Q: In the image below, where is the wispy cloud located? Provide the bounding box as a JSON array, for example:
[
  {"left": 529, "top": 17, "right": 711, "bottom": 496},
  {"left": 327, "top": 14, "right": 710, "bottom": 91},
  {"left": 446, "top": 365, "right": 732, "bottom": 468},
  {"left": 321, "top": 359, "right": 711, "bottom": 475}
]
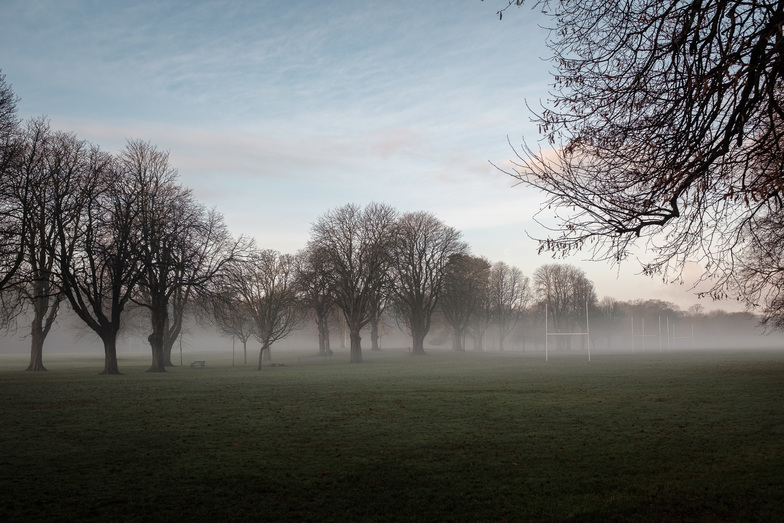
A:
[{"left": 1, "top": 1, "right": 734, "bottom": 310}]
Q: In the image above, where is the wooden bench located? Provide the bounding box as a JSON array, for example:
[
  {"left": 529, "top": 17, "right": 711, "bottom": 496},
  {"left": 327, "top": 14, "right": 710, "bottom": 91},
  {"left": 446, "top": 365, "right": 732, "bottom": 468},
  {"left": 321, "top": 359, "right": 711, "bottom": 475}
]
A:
[{"left": 190, "top": 360, "right": 206, "bottom": 368}]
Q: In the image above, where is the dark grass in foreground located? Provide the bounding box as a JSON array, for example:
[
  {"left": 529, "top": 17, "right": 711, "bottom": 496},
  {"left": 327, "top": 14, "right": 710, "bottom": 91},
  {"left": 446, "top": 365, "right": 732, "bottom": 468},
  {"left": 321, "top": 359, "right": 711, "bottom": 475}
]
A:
[{"left": 0, "top": 349, "right": 782, "bottom": 521}]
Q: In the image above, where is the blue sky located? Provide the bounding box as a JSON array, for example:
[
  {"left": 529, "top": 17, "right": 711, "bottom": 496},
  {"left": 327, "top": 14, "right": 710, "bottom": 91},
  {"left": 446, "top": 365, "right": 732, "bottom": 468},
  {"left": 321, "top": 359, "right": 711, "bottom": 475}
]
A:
[{"left": 0, "top": 0, "right": 735, "bottom": 311}]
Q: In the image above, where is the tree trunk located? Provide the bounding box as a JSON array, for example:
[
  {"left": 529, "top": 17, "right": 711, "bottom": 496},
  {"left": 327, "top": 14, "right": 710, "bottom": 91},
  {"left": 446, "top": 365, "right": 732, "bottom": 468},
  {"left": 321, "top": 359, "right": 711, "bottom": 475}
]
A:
[
  {"left": 317, "top": 316, "right": 330, "bottom": 355},
  {"left": 27, "top": 329, "right": 47, "bottom": 371},
  {"left": 147, "top": 329, "right": 167, "bottom": 372},
  {"left": 411, "top": 328, "right": 427, "bottom": 356},
  {"left": 100, "top": 335, "right": 121, "bottom": 375},
  {"left": 257, "top": 342, "right": 271, "bottom": 370},
  {"left": 163, "top": 344, "right": 175, "bottom": 367},
  {"left": 349, "top": 329, "right": 362, "bottom": 363},
  {"left": 162, "top": 325, "right": 176, "bottom": 367},
  {"left": 27, "top": 296, "right": 48, "bottom": 372},
  {"left": 162, "top": 318, "right": 180, "bottom": 367},
  {"left": 26, "top": 288, "right": 61, "bottom": 372},
  {"left": 452, "top": 328, "right": 464, "bottom": 351},
  {"left": 472, "top": 330, "right": 484, "bottom": 352},
  {"left": 370, "top": 317, "right": 381, "bottom": 351},
  {"left": 147, "top": 303, "right": 168, "bottom": 372}
]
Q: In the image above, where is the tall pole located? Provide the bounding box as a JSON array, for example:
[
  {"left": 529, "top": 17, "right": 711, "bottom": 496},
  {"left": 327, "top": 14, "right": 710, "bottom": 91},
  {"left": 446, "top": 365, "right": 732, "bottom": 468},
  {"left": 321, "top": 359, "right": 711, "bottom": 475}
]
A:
[
  {"left": 642, "top": 318, "right": 646, "bottom": 352},
  {"left": 667, "top": 317, "right": 670, "bottom": 350},
  {"left": 545, "top": 303, "right": 548, "bottom": 362},
  {"left": 586, "top": 300, "right": 590, "bottom": 362}
]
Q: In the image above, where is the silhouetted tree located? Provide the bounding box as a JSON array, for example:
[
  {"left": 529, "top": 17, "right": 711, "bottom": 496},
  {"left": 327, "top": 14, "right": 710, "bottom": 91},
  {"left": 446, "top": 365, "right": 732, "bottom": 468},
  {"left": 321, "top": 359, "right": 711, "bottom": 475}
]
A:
[
  {"left": 390, "top": 211, "right": 467, "bottom": 355},
  {"left": 466, "top": 271, "right": 493, "bottom": 352},
  {"left": 123, "top": 141, "right": 244, "bottom": 372},
  {"left": 122, "top": 140, "right": 191, "bottom": 372},
  {"left": 211, "top": 287, "right": 256, "bottom": 364},
  {"left": 367, "top": 275, "right": 390, "bottom": 352},
  {"left": 14, "top": 120, "right": 77, "bottom": 371},
  {"left": 227, "top": 249, "right": 302, "bottom": 370},
  {"left": 309, "top": 203, "right": 397, "bottom": 363},
  {"left": 490, "top": 261, "right": 530, "bottom": 351},
  {"left": 440, "top": 254, "right": 491, "bottom": 351},
  {"left": 0, "top": 69, "right": 26, "bottom": 291},
  {"left": 736, "top": 211, "right": 784, "bottom": 330},
  {"left": 53, "top": 143, "right": 139, "bottom": 374},
  {"left": 295, "top": 245, "right": 335, "bottom": 356},
  {"left": 159, "top": 208, "right": 244, "bottom": 368},
  {"left": 533, "top": 263, "right": 596, "bottom": 350},
  {"left": 498, "top": 1, "right": 784, "bottom": 315}
]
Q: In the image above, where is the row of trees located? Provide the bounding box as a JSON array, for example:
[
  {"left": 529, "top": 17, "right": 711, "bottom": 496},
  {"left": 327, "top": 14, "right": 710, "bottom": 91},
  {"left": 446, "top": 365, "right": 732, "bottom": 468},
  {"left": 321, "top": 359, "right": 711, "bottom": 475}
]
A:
[
  {"left": 3, "top": 60, "right": 769, "bottom": 372},
  {"left": 209, "top": 203, "right": 535, "bottom": 367},
  {"left": 3, "top": 69, "right": 544, "bottom": 371},
  {"left": 1, "top": 71, "right": 249, "bottom": 373},
  {"left": 456, "top": 295, "right": 766, "bottom": 353}
]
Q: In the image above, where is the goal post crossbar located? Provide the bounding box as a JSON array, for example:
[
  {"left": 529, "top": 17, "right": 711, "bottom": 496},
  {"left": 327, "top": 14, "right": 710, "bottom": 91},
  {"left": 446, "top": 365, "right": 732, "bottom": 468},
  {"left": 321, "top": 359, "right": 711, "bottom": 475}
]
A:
[
  {"left": 671, "top": 322, "right": 695, "bottom": 347},
  {"left": 545, "top": 302, "right": 590, "bottom": 362},
  {"left": 632, "top": 317, "right": 696, "bottom": 351},
  {"left": 631, "top": 316, "right": 664, "bottom": 352}
]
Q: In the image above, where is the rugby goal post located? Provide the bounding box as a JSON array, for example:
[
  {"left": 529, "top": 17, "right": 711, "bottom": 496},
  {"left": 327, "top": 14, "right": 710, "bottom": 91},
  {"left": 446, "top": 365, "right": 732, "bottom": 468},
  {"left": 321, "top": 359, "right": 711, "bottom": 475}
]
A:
[
  {"left": 545, "top": 301, "right": 591, "bottom": 362},
  {"left": 631, "top": 316, "right": 663, "bottom": 352},
  {"left": 671, "top": 321, "right": 695, "bottom": 349}
]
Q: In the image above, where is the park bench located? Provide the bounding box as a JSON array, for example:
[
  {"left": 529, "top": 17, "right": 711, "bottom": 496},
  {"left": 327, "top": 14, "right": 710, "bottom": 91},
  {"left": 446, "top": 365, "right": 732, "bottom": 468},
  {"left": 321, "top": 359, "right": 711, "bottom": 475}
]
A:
[{"left": 190, "top": 360, "right": 206, "bottom": 368}]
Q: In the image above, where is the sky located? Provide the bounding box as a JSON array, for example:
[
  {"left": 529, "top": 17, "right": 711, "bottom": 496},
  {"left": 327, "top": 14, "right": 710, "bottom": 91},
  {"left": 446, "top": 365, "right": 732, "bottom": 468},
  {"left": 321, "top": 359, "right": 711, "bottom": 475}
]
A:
[{"left": 0, "top": 0, "right": 743, "bottom": 312}]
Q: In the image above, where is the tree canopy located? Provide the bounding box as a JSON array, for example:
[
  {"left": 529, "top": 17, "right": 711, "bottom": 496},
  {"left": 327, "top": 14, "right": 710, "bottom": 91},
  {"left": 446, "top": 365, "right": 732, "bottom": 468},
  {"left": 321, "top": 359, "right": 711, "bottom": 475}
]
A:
[
  {"left": 498, "top": 0, "right": 784, "bottom": 322},
  {"left": 0, "top": 70, "right": 25, "bottom": 291}
]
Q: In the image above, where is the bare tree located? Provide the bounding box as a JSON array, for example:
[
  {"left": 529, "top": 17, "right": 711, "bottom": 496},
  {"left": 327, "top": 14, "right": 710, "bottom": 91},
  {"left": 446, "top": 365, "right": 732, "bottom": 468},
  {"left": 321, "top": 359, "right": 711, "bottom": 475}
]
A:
[
  {"left": 489, "top": 261, "right": 530, "bottom": 351},
  {"left": 158, "top": 208, "right": 246, "bottom": 369},
  {"left": 0, "top": 70, "right": 17, "bottom": 143},
  {"left": 295, "top": 245, "right": 335, "bottom": 356},
  {"left": 367, "top": 281, "right": 389, "bottom": 352},
  {"left": 497, "top": 1, "right": 784, "bottom": 313},
  {"left": 390, "top": 211, "right": 467, "bottom": 355},
  {"left": 467, "top": 288, "right": 492, "bottom": 352},
  {"left": 0, "top": 69, "right": 26, "bottom": 291},
  {"left": 226, "top": 249, "right": 302, "bottom": 370},
  {"left": 14, "top": 120, "right": 77, "bottom": 371},
  {"left": 309, "top": 203, "right": 398, "bottom": 363},
  {"left": 120, "top": 141, "right": 244, "bottom": 372},
  {"left": 533, "top": 263, "right": 596, "bottom": 350},
  {"left": 440, "top": 254, "right": 491, "bottom": 351},
  {"left": 53, "top": 144, "right": 140, "bottom": 374},
  {"left": 211, "top": 287, "right": 256, "bottom": 364},
  {"left": 120, "top": 139, "right": 189, "bottom": 372},
  {"left": 736, "top": 210, "right": 784, "bottom": 330}
]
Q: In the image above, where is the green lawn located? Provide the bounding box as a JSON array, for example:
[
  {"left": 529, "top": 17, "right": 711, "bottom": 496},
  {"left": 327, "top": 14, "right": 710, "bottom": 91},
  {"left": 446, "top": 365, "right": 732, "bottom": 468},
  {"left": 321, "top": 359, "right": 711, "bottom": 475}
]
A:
[{"left": 1, "top": 348, "right": 782, "bottom": 521}]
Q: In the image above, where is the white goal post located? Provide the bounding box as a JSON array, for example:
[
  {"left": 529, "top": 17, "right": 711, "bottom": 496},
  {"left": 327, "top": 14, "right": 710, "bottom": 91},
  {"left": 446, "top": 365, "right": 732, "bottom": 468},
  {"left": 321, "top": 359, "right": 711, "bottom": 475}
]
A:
[
  {"left": 545, "top": 301, "right": 591, "bottom": 362},
  {"left": 671, "top": 321, "right": 695, "bottom": 348},
  {"left": 631, "top": 317, "right": 696, "bottom": 351},
  {"left": 631, "top": 316, "right": 663, "bottom": 352}
]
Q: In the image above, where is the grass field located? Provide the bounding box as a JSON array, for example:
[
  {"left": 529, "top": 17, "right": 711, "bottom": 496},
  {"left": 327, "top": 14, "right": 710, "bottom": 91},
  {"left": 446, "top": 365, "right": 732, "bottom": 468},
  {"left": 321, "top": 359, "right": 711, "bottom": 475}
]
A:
[{"left": 0, "top": 347, "right": 782, "bottom": 521}]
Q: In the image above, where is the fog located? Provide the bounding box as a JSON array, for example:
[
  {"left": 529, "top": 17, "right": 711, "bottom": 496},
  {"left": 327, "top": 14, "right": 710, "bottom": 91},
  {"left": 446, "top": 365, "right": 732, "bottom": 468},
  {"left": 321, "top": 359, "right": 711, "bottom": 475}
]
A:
[{"left": 2, "top": 304, "right": 782, "bottom": 361}]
